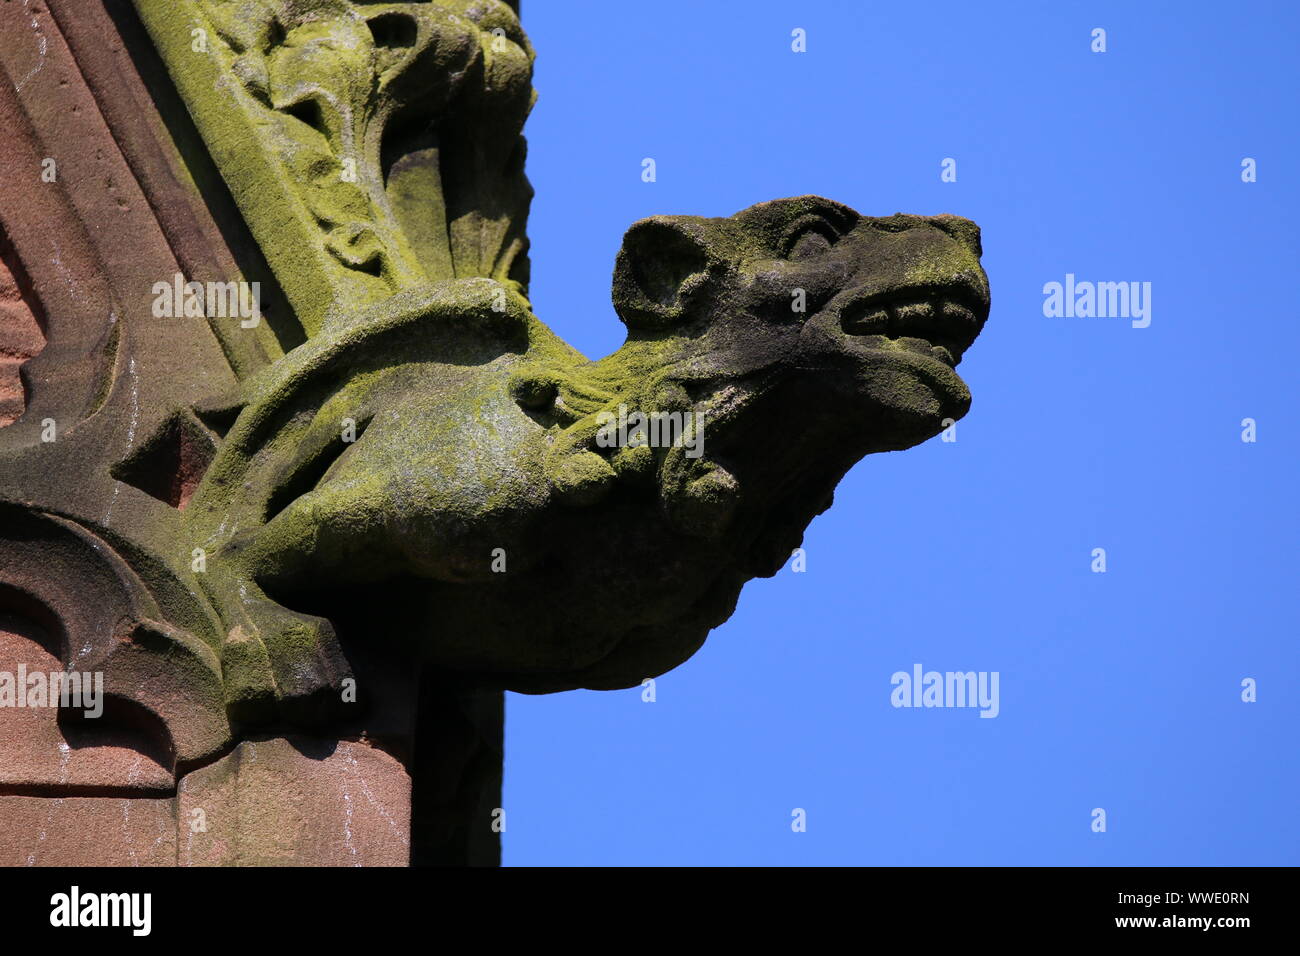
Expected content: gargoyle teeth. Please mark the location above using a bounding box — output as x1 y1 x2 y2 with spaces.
840 293 982 360
847 308 890 334
940 301 977 326
893 301 935 326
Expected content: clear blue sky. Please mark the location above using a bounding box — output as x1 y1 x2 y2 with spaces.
503 0 1299 865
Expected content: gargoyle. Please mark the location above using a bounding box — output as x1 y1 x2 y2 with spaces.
189 197 989 716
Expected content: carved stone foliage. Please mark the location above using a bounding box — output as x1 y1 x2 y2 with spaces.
136 0 536 333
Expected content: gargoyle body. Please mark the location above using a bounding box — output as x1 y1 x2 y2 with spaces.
193 198 989 712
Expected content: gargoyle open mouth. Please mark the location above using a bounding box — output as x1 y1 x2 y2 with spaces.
839 285 988 367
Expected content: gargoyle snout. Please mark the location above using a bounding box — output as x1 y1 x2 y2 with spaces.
926 214 983 257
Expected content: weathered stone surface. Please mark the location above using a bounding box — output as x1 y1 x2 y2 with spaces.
0 621 172 792
177 737 410 867
0 795 177 867
0 234 43 428
1 736 409 867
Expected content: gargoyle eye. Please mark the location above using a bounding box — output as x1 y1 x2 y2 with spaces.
783 221 838 260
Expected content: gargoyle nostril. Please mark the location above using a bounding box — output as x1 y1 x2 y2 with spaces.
839 288 984 355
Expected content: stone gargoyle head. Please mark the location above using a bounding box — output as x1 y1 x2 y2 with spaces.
186 195 988 715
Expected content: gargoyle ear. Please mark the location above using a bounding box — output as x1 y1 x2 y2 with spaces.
611 218 716 330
